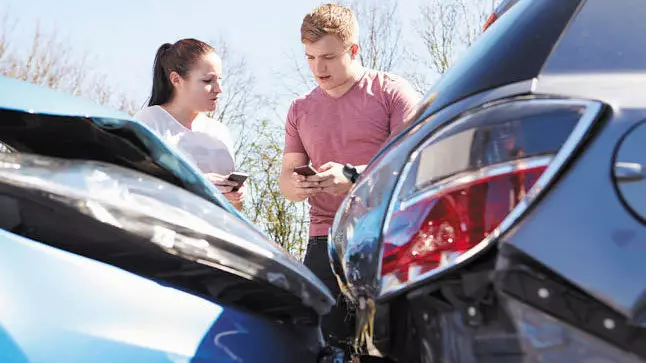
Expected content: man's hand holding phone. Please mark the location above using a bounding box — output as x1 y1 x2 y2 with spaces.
292 164 322 200
307 162 353 196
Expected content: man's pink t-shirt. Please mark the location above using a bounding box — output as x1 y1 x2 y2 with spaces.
284 69 421 237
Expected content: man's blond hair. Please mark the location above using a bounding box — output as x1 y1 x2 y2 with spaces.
301 4 359 46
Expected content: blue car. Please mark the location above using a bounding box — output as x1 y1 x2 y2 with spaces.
0 76 341 363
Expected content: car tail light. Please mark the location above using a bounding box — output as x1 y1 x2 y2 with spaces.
381 163 545 281
483 0 521 32
380 99 602 296
482 13 498 32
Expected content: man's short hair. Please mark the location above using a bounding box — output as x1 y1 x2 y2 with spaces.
301 4 359 46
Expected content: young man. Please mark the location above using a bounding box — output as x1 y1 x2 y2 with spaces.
279 3 421 353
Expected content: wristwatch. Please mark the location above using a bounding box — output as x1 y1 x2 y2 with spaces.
342 163 360 184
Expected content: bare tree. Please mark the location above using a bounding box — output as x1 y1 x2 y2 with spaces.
280 49 317 98
346 0 404 72
205 38 271 169
2 23 85 94
0 12 137 115
407 0 495 93
244 119 310 257
0 10 16 63
417 1 460 75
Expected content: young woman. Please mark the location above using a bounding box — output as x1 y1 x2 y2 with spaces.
135 38 245 210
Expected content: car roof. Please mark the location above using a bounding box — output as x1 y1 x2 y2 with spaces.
0 75 130 120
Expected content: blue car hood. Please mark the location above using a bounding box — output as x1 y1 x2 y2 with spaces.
0 76 335 319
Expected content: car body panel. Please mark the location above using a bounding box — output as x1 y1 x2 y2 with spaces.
614 121 646 225
0 229 317 363
0 76 334 317
0 150 334 320
504 0 646 320
396 292 643 363
330 0 646 360
539 0 646 77
536 0 646 109
500 106 646 319
0 76 335 361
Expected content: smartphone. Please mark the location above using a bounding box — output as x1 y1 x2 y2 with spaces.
293 164 318 177
227 171 248 192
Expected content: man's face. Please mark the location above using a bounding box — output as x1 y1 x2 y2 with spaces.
305 34 357 91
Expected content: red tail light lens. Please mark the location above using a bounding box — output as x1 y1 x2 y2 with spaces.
482 0 521 33
381 163 546 282
482 13 498 32
379 99 601 295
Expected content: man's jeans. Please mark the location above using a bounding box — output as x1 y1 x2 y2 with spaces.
303 235 355 353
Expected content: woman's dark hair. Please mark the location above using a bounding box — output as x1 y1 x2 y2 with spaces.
148 38 216 106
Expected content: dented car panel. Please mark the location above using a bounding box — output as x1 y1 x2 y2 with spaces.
0 75 336 362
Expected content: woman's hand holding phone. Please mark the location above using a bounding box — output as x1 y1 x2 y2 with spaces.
206 172 247 210
206 173 237 192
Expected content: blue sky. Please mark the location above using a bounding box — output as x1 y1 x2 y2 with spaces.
2 0 499 126
2 0 425 106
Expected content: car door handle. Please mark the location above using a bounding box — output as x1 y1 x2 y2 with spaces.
614 162 645 182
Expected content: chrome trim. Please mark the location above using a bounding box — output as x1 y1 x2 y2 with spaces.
400 155 553 211
614 162 645 182
379 99 604 299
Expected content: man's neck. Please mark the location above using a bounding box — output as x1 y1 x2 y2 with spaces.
161 101 200 130
323 65 364 98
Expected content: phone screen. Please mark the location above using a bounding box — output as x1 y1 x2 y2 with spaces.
294 165 317 176
227 172 248 192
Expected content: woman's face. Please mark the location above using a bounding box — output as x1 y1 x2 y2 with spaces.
173 51 223 112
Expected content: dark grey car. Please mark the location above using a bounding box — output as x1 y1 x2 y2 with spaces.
329 0 646 361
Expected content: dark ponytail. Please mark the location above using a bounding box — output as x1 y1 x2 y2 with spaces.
148 43 173 106
147 39 216 107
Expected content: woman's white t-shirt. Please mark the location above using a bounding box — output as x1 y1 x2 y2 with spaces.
134 105 236 175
